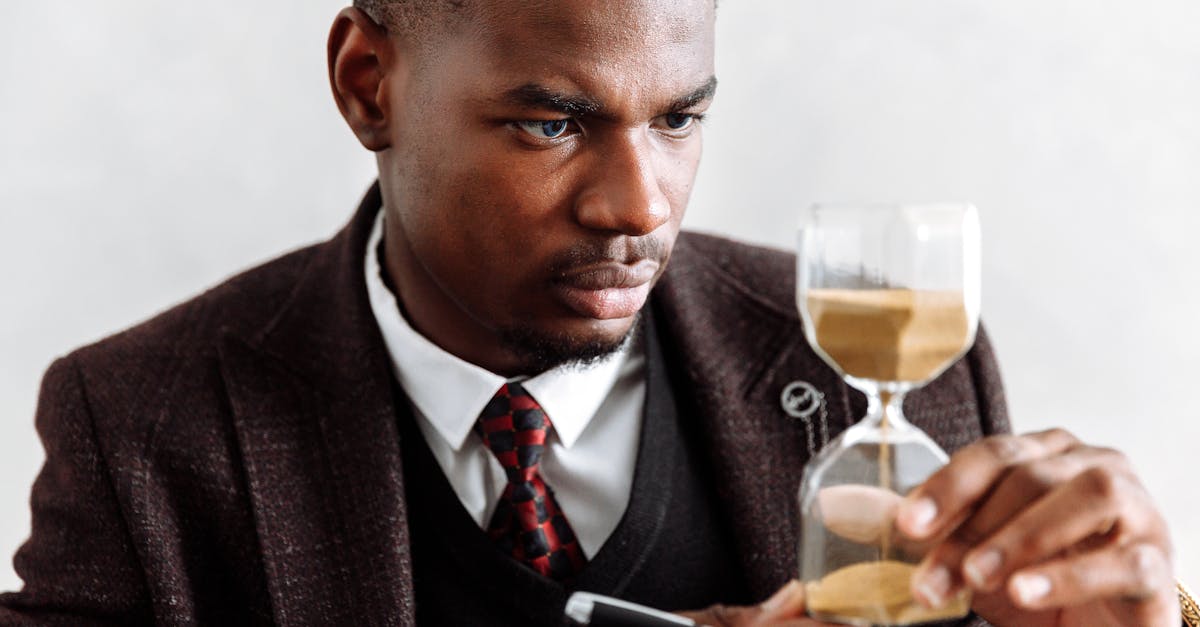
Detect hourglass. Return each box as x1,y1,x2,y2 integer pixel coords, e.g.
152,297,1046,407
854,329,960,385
796,204,981,625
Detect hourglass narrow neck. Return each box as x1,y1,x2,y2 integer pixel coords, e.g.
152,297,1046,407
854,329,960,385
864,387,916,432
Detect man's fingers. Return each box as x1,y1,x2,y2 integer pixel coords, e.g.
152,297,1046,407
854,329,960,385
906,434,1137,607
897,429,1079,540
959,465,1157,591
817,485,902,545
757,579,807,621
1004,543,1174,610
677,603,751,626
954,445,1129,548
893,428,1177,624
677,580,841,626
912,445,1131,597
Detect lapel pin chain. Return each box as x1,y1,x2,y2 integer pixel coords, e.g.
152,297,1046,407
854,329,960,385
781,380,830,457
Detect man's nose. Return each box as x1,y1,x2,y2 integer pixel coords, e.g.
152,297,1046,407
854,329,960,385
573,133,671,236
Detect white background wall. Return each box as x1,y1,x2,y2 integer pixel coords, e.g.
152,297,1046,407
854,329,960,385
2,0,1197,594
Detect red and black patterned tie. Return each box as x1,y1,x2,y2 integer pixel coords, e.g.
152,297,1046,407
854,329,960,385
475,382,587,581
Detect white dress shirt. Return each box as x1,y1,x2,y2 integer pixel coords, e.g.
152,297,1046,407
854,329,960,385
364,210,646,558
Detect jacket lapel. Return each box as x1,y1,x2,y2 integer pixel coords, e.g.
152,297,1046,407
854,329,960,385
654,234,855,599
219,184,416,626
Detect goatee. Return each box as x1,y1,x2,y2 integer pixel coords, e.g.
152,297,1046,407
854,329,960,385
498,313,642,374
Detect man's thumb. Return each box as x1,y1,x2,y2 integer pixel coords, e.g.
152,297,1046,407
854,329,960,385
675,579,808,626
756,579,806,622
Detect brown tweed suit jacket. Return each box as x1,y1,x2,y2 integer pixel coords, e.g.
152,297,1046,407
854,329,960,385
0,186,1009,626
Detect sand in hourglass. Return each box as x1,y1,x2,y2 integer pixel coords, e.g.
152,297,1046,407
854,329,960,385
805,288,971,625
805,288,970,383
807,561,971,625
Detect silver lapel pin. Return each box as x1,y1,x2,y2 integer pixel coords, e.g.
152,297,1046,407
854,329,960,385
781,380,823,420
781,380,830,455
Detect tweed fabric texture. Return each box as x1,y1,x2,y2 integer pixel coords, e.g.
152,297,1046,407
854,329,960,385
1,183,1007,626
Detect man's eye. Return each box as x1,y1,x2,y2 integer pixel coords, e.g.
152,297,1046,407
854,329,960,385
664,113,695,130
515,119,571,139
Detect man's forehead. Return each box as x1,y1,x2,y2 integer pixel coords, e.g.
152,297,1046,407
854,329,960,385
485,0,711,40
472,0,715,59
456,0,715,114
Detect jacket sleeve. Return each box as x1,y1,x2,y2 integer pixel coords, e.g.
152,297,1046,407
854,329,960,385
0,356,151,626
967,324,1011,437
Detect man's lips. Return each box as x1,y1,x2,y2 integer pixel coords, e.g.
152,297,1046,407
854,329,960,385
551,260,659,320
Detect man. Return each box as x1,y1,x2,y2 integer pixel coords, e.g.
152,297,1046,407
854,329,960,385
1,1,1189,625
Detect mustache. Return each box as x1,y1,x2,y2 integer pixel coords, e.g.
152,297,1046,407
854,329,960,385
546,237,669,276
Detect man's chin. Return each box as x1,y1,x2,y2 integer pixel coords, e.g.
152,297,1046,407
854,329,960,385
498,313,640,374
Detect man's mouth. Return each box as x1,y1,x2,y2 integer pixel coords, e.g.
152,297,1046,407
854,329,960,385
551,260,659,320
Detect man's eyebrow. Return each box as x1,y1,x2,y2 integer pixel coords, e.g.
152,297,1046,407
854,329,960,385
499,84,603,117
668,76,719,112
497,76,718,119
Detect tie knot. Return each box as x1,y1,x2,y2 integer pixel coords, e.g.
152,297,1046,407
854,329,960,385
476,382,550,480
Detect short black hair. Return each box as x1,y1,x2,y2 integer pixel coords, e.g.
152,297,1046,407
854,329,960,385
355,0,715,36
353,0,469,36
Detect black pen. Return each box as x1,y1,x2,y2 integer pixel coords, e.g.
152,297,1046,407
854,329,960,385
564,592,697,627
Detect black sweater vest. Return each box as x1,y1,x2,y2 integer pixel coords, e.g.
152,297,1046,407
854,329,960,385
393,316,751,625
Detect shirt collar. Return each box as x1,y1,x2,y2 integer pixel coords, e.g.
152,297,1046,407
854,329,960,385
364,209,634,451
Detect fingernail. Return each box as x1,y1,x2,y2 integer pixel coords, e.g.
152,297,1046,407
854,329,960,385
965,549,1003,587
906,497,938,533
1012,573,1052,605
761,579,801,613
916,564,951,608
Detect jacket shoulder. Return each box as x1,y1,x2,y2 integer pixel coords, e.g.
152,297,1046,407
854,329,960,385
55,243,322,438
74,244,319,365
670,230,799,320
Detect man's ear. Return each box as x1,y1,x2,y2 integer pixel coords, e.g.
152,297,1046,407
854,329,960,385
328,7,397,152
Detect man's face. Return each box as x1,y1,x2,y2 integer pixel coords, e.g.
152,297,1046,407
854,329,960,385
378,0,716,374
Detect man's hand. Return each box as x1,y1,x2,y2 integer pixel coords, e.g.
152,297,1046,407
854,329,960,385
896,428,1180,626
677,580,841,626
